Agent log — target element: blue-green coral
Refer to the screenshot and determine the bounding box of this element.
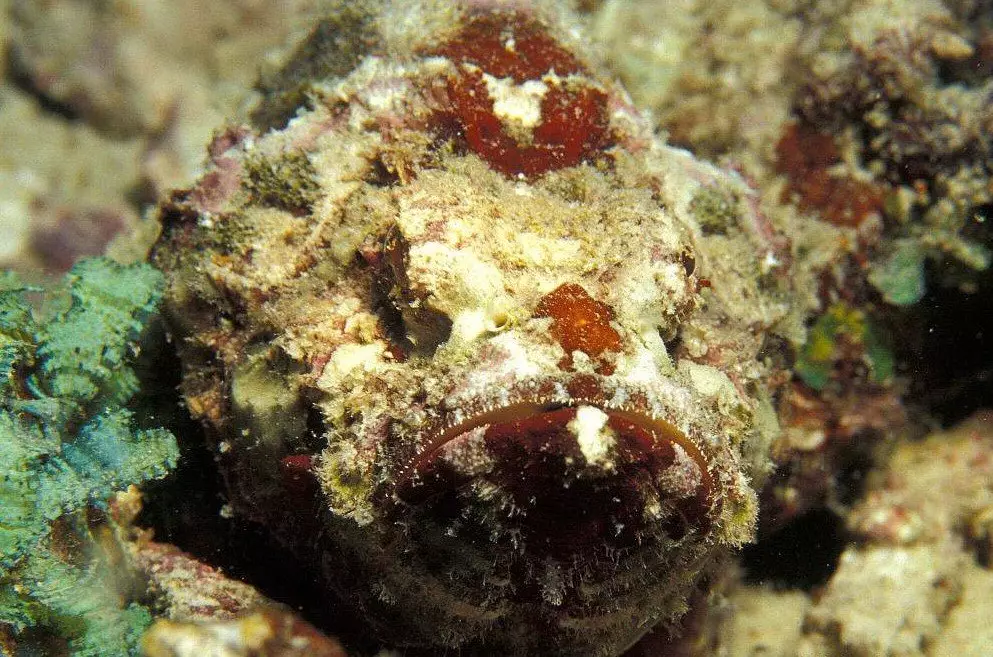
[0,258,179,656]
[868,238,927,307]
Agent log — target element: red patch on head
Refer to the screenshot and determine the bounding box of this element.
[534,283,621,374]
[429,11,611,177]
[434,12,584,83]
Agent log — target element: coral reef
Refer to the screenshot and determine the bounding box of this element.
[130,540,272,624]
[0,258,179,655]
[7,0,320,144]
[106,488,347,657]
[1,0,992,656]
[593,0,993,380]
[593,0,993,535]
[804,412,993,656]
[800,541,965,656]
[706,412,993,657]
[0,85,144,273]
[589,0,800,162]
[789,0,992,293]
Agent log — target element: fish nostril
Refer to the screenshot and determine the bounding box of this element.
[489,309,511,332]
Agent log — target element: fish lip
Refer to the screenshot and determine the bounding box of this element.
[389,390,722,540]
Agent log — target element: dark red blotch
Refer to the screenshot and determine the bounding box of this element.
[434,12,584,83]
[430,11,612,177]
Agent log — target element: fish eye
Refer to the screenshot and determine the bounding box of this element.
[367,225,453,357]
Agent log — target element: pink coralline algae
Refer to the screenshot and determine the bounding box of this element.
[152,1,796,655]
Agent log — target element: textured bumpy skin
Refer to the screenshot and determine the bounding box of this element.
[153,1,795,654]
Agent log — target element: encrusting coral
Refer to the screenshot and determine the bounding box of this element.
[0,257,178,656]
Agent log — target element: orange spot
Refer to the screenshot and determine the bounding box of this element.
[775,123,884,228]
[535,283,621,373]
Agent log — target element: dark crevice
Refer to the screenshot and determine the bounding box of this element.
[660,327,682,356]
[367,266,414,359]
[134,332,380,653]
[740,509,845,591]
[831,437,878,507]
[756,333,795,372]
[896,256,993,427]
[298,402,330,454]
[362,155,402,187]
[5,45,83,123]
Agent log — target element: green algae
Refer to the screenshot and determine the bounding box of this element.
[0,258,178,656]
[796,302,894,391]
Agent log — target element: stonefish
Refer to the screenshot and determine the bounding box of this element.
[153,0,795,654]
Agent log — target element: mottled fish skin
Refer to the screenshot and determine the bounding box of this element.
[153,1,795,655]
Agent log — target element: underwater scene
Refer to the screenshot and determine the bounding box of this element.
[1,0,991,655]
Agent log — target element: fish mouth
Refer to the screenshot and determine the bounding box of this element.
[392,397,720,566]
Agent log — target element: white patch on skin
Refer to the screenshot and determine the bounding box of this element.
[678,360,739,410]
[568,405,617,469]
[444,330,555,410]
[570,350,598,374]
[513,233,582,268]
[439,425,494,476]
[317,343,385,388]
[607,386,629,408]
[451,309,490,343]
[488,331,542,378]
[620,344,664,384]
[483,74,549,129]
[657,443,702,499]
[363,79,413,113]
[450,306,512,343]
[407,241,508,318]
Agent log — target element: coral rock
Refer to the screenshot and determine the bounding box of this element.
[142,609,348,657]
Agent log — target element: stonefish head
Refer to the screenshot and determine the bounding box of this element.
[153,1,794,654]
